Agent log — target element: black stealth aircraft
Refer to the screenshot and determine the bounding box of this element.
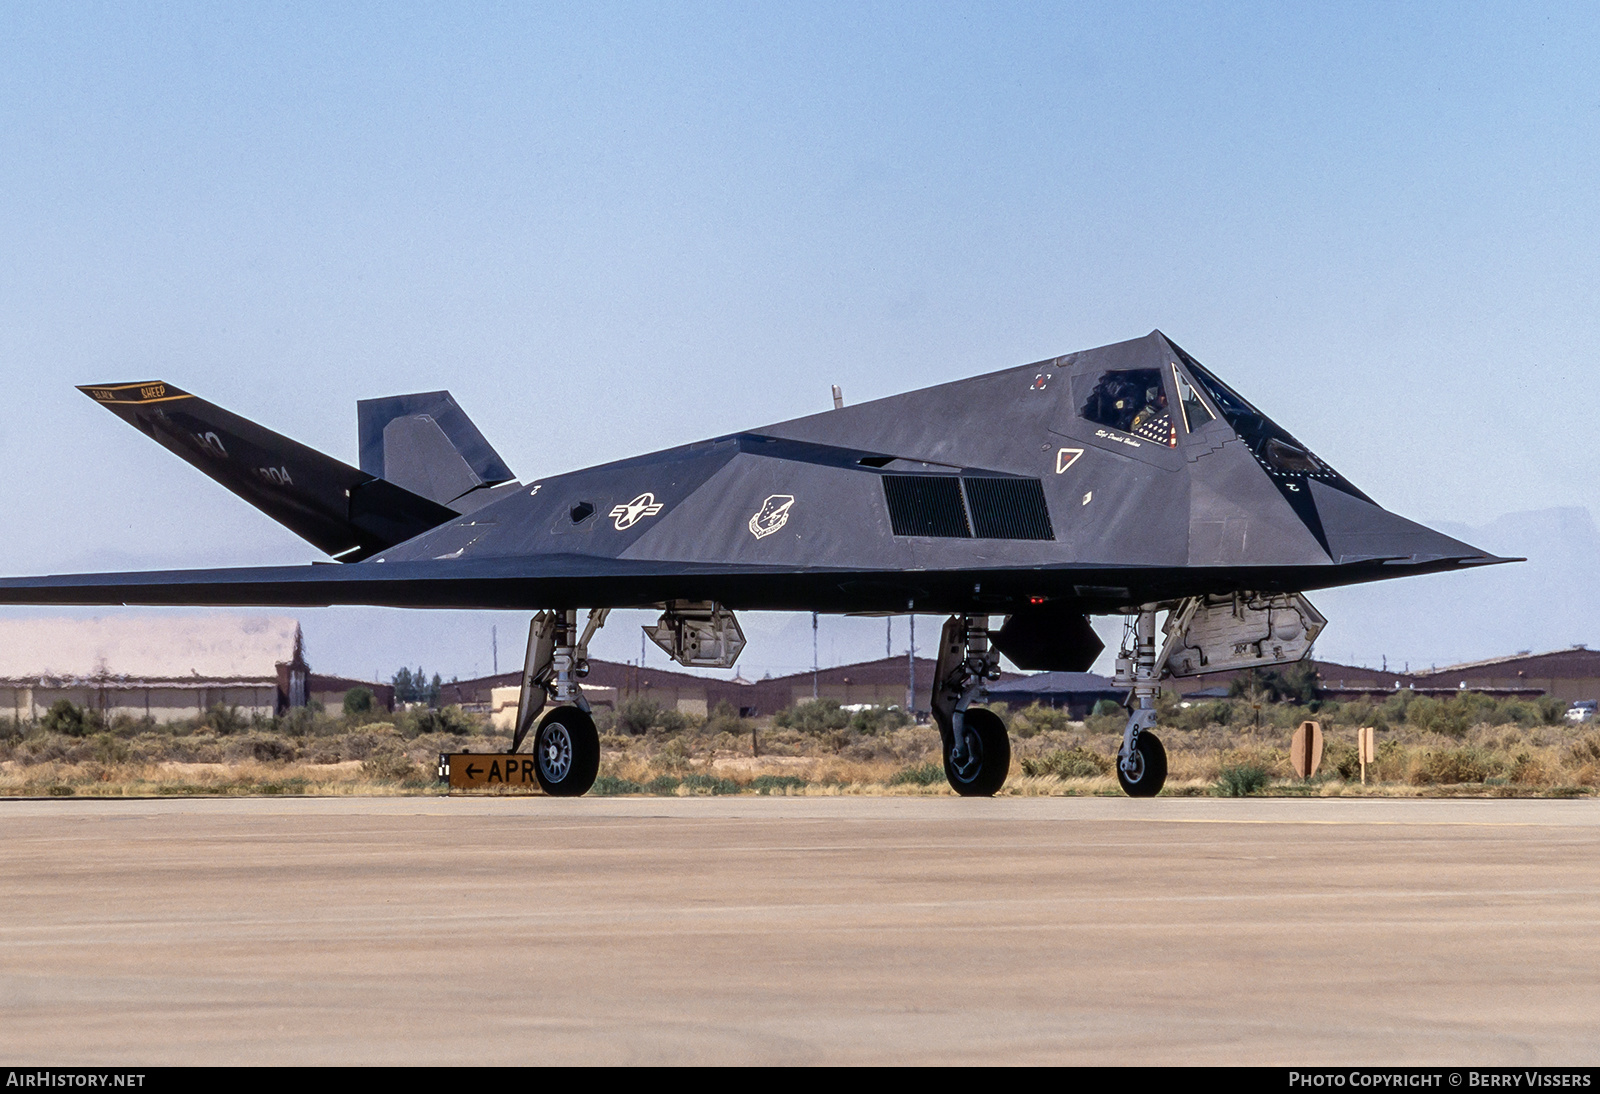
[0,331,1507,797]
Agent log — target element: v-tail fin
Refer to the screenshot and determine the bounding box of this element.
[80,381,459,560]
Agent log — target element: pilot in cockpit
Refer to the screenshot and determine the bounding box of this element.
[1129,384,1167,431]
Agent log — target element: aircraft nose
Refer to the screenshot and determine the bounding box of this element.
[1308,480,1507,569]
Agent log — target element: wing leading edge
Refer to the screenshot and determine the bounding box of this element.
[0,549,1511,616]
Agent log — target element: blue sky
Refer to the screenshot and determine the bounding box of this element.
[0,4,1595,679]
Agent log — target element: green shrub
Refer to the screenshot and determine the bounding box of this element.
[1229,664,1317,704]
[1325,699,1381,732]
[775,699,851,733]
[703,700,745,736]
[590,775,644,796]
[251,737,297,763]
[361,745,419,781]
[1537,697,1569,725]
[679,773,740,795]
[1021,748,1111,779]
[1085,708,1126,736]
[1410,747,1500,786]
[1013,704,1075,736]
[1404,695,1475,739]
[277,708,317,737]
[92,732,129,764]
[342,687,375,716]
[750,774,807,794]
[203,703,247,736]
[617,698,659,735]
[888,762,946,786]
[644,774,682,794]
[848,706,912,734]
[1170,700,1233,731]
[1323,739,1361,781]
[1215,764,1271,796]
[1567,734,1600,765]
[616,698,687,735]
[40,700,92,737]
[653,737,691,772]
[399,705,474,738]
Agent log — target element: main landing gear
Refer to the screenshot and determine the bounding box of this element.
[931,614,1010,796]
[510,608,609,796]
[1112,603,1168,797]
[532,706,600,797]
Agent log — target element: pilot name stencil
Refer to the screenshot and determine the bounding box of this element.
[1094,428,1142,448]
[749,495,795,539]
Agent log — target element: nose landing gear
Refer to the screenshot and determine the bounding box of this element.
[1113,603,1169,797]
[1115,729,1167,797]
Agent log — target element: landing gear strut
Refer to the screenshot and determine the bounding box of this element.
[931,614,1010,796]
[511,608,609,796]
[1112,604,1168,797]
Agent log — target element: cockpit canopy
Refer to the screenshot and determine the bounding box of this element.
[1078,368,1175,446]
[1072,342,1363,498]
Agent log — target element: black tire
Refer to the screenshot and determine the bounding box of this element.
[1116,730,1167,797]
[943,707,1011,797]
[532,707,600,796]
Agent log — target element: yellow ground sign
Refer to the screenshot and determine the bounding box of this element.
[440,753,541,792]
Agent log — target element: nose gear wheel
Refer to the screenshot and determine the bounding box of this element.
[1116,730,1167,797]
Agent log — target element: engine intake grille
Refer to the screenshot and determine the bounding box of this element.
[882,475,1054,540]
[882,475,970,538]
[963,477,1054,540]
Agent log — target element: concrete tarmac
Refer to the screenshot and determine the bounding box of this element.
[2,795,1597,1065]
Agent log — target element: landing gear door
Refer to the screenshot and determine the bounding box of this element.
[1159,592,1326,678]
[645,602,747,668]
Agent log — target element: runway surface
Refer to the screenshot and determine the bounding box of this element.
[2,795,1597,1065]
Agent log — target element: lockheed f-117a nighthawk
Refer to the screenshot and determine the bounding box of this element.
[0,331,1508,797]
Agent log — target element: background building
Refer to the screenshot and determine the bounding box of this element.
[0,616,391,725]
[1160,648,1599,706]
[985,672,1123,717]
[443,654,1019,727]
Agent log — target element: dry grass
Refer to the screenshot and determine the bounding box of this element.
[1,702,1596,798]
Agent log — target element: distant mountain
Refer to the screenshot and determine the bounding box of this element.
[1312,507,1599,671]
